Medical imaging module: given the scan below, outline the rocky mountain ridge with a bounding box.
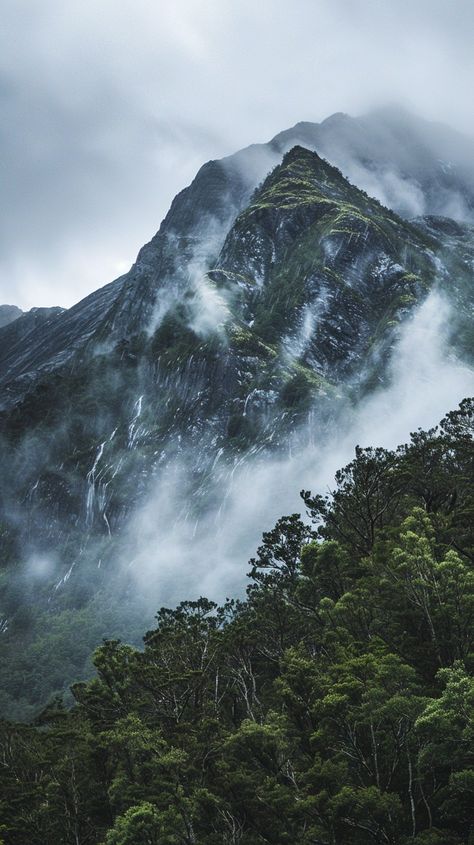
[0,110,473,718]
[3,108,474,408]
[0,134,473,566]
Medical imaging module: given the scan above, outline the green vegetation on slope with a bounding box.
[214,147,437,368]
[1,144,474,741]
[0,398,473,844]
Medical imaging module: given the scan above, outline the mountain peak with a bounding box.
[1,107,474,723]
[248,143,365,216]
[319,111,351,127]
[281,144,321,163]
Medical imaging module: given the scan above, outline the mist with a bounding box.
[121,289,474,609]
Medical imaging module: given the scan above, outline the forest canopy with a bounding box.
[1,398,473,845]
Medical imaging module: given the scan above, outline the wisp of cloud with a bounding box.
[120,289,473,609]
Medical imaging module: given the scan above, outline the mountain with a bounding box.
[2,108,474,408]
[0,305,23,328]
[0,306,66,397]
[0,109,474,719]
[272,106,474,219]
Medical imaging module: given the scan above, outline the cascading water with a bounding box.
[128,395,144,448]
[85,441,105,528]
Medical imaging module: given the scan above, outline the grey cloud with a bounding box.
[2,0,474,308]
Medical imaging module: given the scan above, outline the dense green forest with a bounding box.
[1,399,473,845]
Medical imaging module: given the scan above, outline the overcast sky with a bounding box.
[2,0,474,309]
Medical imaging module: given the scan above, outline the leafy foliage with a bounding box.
[0,399,473,843]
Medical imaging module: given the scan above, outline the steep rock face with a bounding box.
[1,118,474,718]
[0,306,69,403]
[0,146,463,560]
[2,108,473,409]
[213,147,436,381]
[0,161,252,408]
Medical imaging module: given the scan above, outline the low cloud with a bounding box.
[119,289,474,609]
